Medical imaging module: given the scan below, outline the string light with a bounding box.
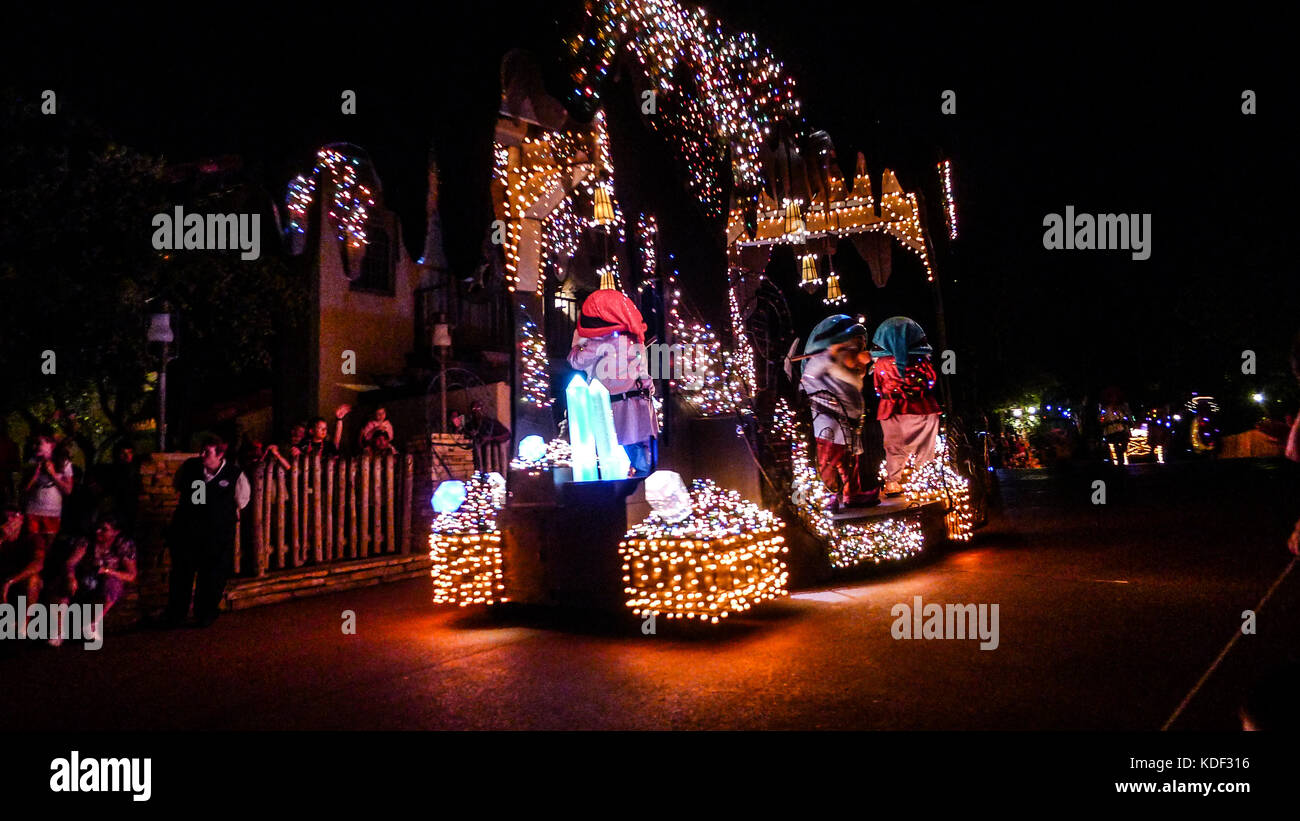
[774,398,932,567]
[878,434,975,542]
[727,272,757,400]
[519,309,552,408]
[939,159,958,240]
[285,147,377,248]
[637,213,658,285]
[620,479,789,623]
[508,437,573,472]
[430,473,507,606]
[493,112,626,293]
[656,266,743,416]
[568,0,804,218]
[540,193,584,295]
[728,187,935,282]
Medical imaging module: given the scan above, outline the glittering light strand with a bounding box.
[620,479,789,623]
[939,158,958,240]
[285,147,377,248]
[430,473,507,606]
[519,309,553,408]
[774,398,929,567]
[568,0,804,218]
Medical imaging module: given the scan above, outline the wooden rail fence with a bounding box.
[236,453,416,577]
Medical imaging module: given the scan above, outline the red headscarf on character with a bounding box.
[576,290,648,345]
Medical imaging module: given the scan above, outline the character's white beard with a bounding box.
[828,359,864,388]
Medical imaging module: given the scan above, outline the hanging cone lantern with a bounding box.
[783,198,805,236]
[592,184,616,226]
[799,253,822,294]
[823,269,846,305]
[598,266,617,290]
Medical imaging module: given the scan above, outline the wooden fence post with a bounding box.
[312,452,324,564]
[276,463,287,569]
[252,463,265,577]
[371,454,383,554]
[349,459,359,558]
[385,454,396,557]
[223,450,422,582]
[324,455,335,562]
[300,456,311,566]
[288,457,301,568]
[335,458,347,560]
[359,453,371,558]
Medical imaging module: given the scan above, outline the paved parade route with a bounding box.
[5,460,1297,731]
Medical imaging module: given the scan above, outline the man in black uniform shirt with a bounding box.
[164,436,249,627]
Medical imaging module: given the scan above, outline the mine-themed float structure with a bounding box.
[428,0,987,626]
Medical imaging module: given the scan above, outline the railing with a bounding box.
[238,453,415,577]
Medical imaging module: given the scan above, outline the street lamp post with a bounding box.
[433,315,452,433]
[148,309,176,451]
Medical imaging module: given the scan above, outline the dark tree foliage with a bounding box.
[0,94,303,461]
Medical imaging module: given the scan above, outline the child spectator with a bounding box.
[359,407,394,449]
[302,406,349,458]
[265,421,308,471]
[365,429,398,457]
[871,316,942,497]
[2,434,74,603]
[47,513,137,644]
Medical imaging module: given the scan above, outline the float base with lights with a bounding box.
[428,0,982,626]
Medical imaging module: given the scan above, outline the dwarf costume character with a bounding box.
[798,315,880,509]
[567,289,659,475]
[871,316,942,496]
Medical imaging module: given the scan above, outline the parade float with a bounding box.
[429,0,987,623]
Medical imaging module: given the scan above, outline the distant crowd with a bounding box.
[236,404,401,472]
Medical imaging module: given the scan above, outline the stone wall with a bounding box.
[127,452,195,625]
[430,433,475,482]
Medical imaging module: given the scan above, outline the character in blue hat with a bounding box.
[797,315,880,509]
[871,316,941,496]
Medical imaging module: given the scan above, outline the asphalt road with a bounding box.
[4,458,1298,731]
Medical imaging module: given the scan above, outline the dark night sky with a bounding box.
[7,3,1297,415]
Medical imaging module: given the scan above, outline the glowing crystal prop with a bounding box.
[565,374,631,482]
[432,480,467,514]
[517,434,548,463]
[644,470,691,523]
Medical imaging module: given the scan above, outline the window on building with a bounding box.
[348,216,395,295]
